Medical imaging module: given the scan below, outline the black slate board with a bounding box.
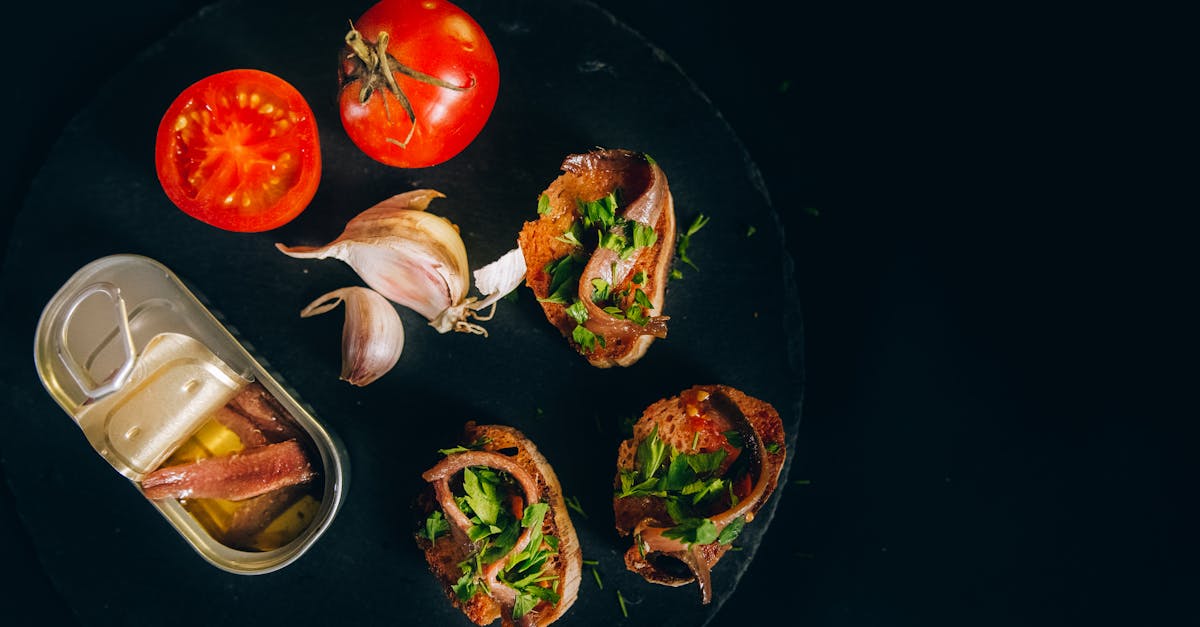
[0,0,803,624]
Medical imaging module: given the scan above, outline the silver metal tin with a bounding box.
[33,254,348,574]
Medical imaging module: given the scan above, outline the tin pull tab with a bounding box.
[57,282,136,400]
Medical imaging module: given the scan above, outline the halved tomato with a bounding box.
[155,69,321,232]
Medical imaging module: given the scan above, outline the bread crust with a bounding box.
[517,149,676,367]
[417,423,582,626]
[612,385,786,600]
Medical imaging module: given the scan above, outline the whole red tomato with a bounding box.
[339,0,499,168]
[155,69,322,232]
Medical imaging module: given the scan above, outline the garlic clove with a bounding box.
[300,287,404,386]
[277,190,470,324]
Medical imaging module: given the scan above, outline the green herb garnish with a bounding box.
[572,324,604,353]
[423,510,449,541]
[539,254,585,305]
[633,222,658,249]
[578,192,618,230]
[556,221,584,247]
[615,426,747,546]
[662,517,718,546]
[564,495,588,519]
[437,437,492,456]
[676,213,710,271]
[537,193,551,216]
[437,455,563,623]
[717,515,746,545]
[565,299,589,325]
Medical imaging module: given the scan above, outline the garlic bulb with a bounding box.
[277,189,492,334]
[300,287,404,386]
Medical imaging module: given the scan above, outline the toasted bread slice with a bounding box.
[613,385,786,604]
[417,423,582,627]
[518,149,676,368]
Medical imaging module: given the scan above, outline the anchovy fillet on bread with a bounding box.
[517,149,676,368]
[613,385,786,604]
[417,422,582,627]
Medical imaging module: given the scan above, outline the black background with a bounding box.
[1,1,1189,626]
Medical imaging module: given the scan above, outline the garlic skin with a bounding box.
[472,246,526,311]
[300,287,404,386]
[277,190,474,333]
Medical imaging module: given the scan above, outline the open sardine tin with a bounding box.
[33,254,348,574]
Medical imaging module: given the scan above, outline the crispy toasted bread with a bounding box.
[417,423,582,627]
[518,149,676,368]
[613,385,786,604]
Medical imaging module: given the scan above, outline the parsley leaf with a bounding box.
[423,510,449,541]
[663,451,696,492]
[663,517,719,546]
[676,213,710,271]
[591,277,611,302]
[578,192,618,230]
[565,299,589,325]
[625,303,648,326]
[564,495,588,519]
[539,255,584,305]
[462,467,500,526]
[633,222,658,249]
[438,437,492,456]
[718,515,747,545]
[556,221,584,247]
[636,426,668,481]
[537,193,551,215]
[684,448,727,474]
[512,593,539,620]
[572,324,604,353]
[453,564,480,601]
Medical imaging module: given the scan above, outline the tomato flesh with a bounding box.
[156,69,321,232]
[340,0,499,168]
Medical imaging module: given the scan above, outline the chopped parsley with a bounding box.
[540,187,665,350]
[616,426,748,547]
[578,192,619,230]
[556,222,584,247]
[565,299,589,325]
[422,510,449,541]
[717,515,747,545]
[539,254,585,305]
[564,494,588,519]
[676,213,710,273]
[633,222,658,249]
[437,437,492,456]
[427,455,563,622]
[572,323,604,353]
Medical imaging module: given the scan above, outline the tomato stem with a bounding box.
[341,25,476,149]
